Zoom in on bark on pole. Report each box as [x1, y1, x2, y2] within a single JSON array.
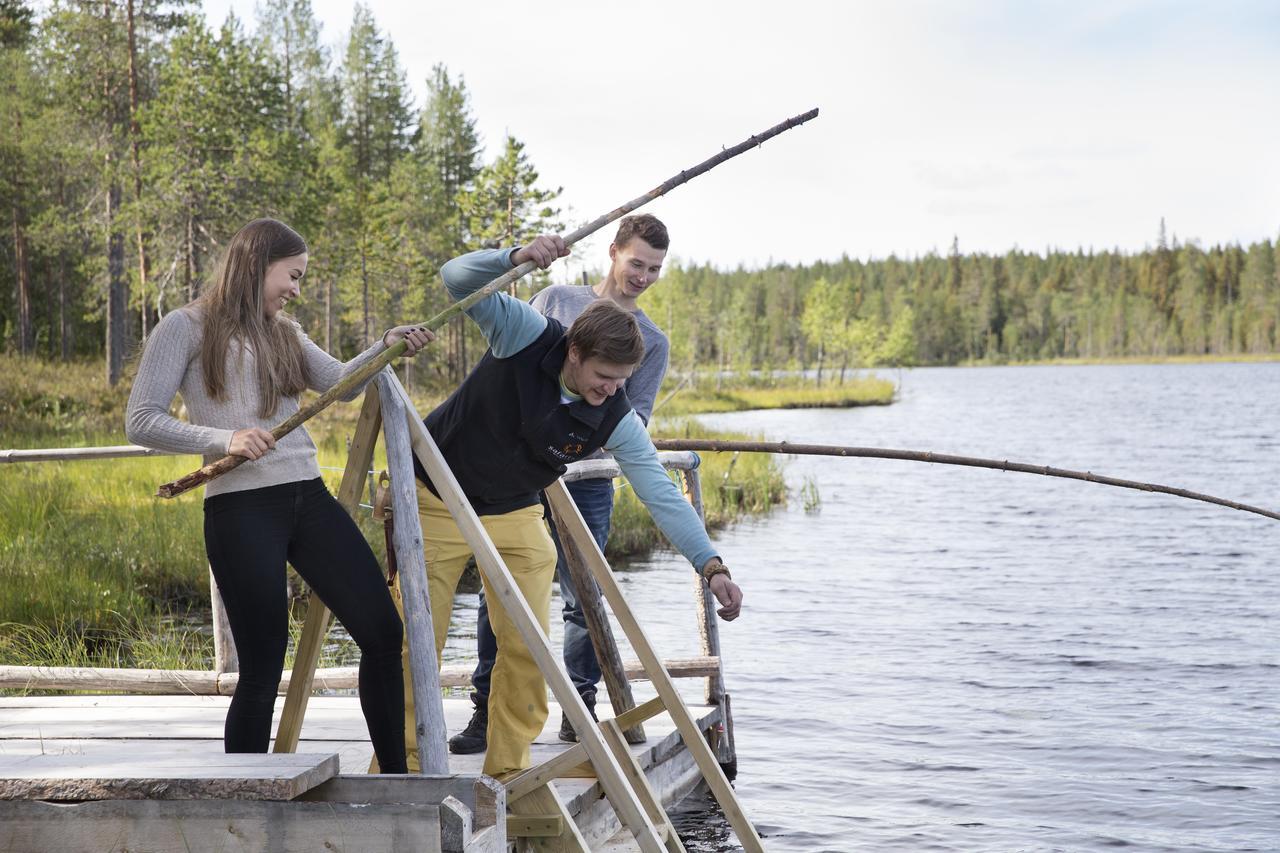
[[376, 372, 450, 774], [155, 107, 820, 499], [651, 438, 1280, 522]]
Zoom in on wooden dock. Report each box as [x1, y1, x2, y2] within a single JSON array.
[[0, 692, 723, 851]]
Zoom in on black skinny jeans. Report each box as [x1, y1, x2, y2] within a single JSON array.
[[204, 478, 407, 773]]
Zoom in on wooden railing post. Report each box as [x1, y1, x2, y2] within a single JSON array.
[[681, 467, 726, 706], [385, 378, 667, 853], [547, 500, 646, 744], [210, 568, 237, 675], [375, 372, 450, 774]]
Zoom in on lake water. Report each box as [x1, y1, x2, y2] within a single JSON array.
[[550, 363, 1279, 852]]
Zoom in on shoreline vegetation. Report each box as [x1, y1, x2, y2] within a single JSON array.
[[957, 351, 1280, 368], [0, 354, 812, 673]]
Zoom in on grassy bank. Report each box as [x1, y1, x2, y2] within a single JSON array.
[[0, 354, 788, 668], [655, 374, 895, 417]]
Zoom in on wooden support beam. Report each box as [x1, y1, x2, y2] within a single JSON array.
[[377, 372, 449, 774], [505, 697, 667, 802], [384, 378, 667, 853], [209, 567, 237, 675], [506, 813, 563, 838], [544, 480, 765, 853], [680, 468, 726, 707], [274, 386, 382, 753], [547, 503, 646, 744], [600, 720, 686, 853], [507, 784, 588, 851]]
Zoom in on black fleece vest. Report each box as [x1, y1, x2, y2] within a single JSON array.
[[414, 319, 633, 515]]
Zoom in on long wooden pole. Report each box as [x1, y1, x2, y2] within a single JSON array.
[[156, 107, 820, 499], [651, 438, 1280, 522]]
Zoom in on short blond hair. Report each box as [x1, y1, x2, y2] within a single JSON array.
[[567, 301, 645, 366]]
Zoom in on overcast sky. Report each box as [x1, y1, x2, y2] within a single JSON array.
[[204, 0, 1280, 269]]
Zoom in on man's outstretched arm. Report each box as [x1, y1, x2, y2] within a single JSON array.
[[607, 413, 743, 620], [439, 235, 569, 357]]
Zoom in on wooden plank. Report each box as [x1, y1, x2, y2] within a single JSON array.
[[600, 721, 685, 853], [506, 698, 666, 802], [508, 784, 589, 852], [506, 813, 563, 837], [0, 751, 338, 801], [300, 774, 503, 826], [545, 480, 765, 853], [0, 657, 719, 695], [547, 502, 646, 744], [439, 795, 472, 853], [377, 372, 450, 773], [0, 798, 442, 852], [386, 381, 667, 853], [275, 385, 382, 753], [210, 566, 238, 674]]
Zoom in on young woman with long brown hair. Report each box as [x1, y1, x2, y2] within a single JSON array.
[[127, 218, 431, 772]]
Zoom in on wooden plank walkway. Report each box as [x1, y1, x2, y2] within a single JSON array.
[[0, 692, 720, 850]]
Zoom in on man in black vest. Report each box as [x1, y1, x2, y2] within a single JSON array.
[[393, 235, 743, 778]]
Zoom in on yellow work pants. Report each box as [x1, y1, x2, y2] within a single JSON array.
[[387, 482, 557, 778]]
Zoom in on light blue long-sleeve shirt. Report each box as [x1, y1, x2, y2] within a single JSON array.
[[441, 248, 718, 571]]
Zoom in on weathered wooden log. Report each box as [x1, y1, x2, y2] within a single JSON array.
[[546, 500, 647, 744], [652, 438, 1280, 522], [0, 658, 720, 695], [155, 108, 819, 499], [0, 445, 176, 463], [376, 371, 449, 774]]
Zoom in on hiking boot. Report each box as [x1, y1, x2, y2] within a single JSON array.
[[449, 696, 488, 755], [557, 694, 598, 743]]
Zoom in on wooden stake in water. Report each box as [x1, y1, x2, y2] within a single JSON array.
[[155, 107, 820, 499]]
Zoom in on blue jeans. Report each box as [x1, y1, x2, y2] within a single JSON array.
[[472, 477, 614, 704]]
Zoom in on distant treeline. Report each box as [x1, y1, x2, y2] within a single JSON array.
[[642, 228, 1280, 377], [0, 0, 562, 385], [3, 3, 1277, 386]]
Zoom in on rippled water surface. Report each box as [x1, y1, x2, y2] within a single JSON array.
[[595, 363, 1280, 852], [436, 364, 1279, 850]]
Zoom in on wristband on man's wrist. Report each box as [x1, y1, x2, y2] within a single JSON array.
[[702, 561, 731, 582]]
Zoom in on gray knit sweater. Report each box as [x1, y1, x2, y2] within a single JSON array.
[[125, 306, 387, 498], [528, 284, 670, 424]]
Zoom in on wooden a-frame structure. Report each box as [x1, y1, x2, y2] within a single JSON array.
[[268, 370, 765, 851]]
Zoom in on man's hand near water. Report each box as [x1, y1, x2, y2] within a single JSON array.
[[707, 570, 743, 621]]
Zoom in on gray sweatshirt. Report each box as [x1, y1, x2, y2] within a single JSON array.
[[529, 284, 670, 424], [125, 306, 387, 498]]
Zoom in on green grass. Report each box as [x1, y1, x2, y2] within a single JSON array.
[[0, 353, 791, 672], [608, 418, 787, 558], [655, 375, 895, 417]]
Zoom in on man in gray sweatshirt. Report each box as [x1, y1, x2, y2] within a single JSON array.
[[453, 214, 673, 752]]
